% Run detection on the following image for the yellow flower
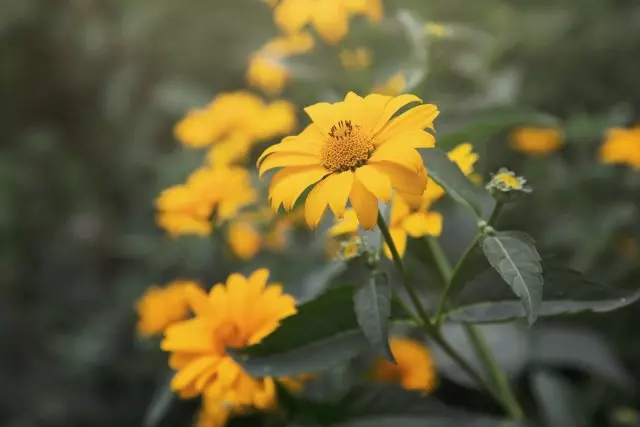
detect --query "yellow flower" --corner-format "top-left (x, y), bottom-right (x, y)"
top-left (510, 127), bottom-right (563, 156)
top-left (599, 125), bottom-right (640, 169)
top-left (340, 48), bottom-right (372, 70)
top-left (156, 167), bottom-right (257, 237)
top-left (371, 337), bottom-right (437, 393)
top-left (136, 281), bottom-right (198, 336)
top-left (247, 33), bottom-right (315, 95)
top-left (195, 405), bottom-right (230, 427)
top-left (372, 72), bottom-right (407, 96)
top-left (258, 92), bottom-right (438, 229)
top-left (162, 269), bottom-right (297, 407)
top-left (330, 194), bottom-right (442, 258)
top-left (273, 0), bottom-right (383, 45)
top-left (228, 221), bottom-right (262, 260)
top-left (206, 134), bottom-right (253, 168)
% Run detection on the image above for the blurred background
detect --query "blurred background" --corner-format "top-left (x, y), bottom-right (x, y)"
top-left (2, 0), bottom-right (640, 426)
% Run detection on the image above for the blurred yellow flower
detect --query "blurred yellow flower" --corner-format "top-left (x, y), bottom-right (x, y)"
top-left (510, 127), bottom-right (563, 156)
top-left (424, 22), bottom-right (450, 38)
top-left (330, 194), bottom-right (442, 258)
top-left (156, 167), bottom-right (257, 237)
top-left (599, 125), bottom-right (640, 169)
top-left (247, 32), bottom-right (315, 95)
top-left (274, 0), bottom-right (383, 45)
top-left (340, 48), bottom-right (372, 70)
top-left (175, 91), bottom-right (297, 149)
top-left (206, 133), bottom-right (253, 168)
top-left (371, 337), bottom-right (437, 393)
top-left (136, 281), bottom-right (198, 336)
top-left (372, 72), bottom-right (406, 96)
top-left (162, 269), bottom-right (297, 407)
top-left (258, 92), bottom-right (438, 229)
top-left (228, 221), bottom-right (262, 260)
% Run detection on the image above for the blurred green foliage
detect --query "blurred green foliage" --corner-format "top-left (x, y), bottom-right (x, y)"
top-left (2, 0), bottom-right (640, 426)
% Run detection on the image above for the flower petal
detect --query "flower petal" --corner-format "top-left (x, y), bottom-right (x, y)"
top-left (403, 212), bottom-right (443, 237)
top-left (171, 355), bottom-right (218, 391)
top-left (369, 139), bottom-right (424, 170)
top-left (326, 171), bottom-right (354, 217)
top-left (311, 0), bottom-right (349, 44)
top-left (355, 164), bottom-right (392, 202)
top-left (370, 162), bottom-right (427, 195)
top-left (274, 0), bottom-right (313, 34)
top-left (270, 166), bottom-right (330, 210)
top-left (304, 175), bottom-right (335, 227)
top-left (371, 94), bottom-right (422, 134)
top-left (185, 285), bottom-right (210, 317)
top-left (376, 104), bottom-right (439, 143)
top-left (248, 268), bottom-right (270, 294)
top-left (328, 209), bottom-right (359, 235)
top-left (383, 228), bottom-right (407, 259)
top-left (259, 154), bottom-right (319, 177)
top-left (349, 177), bottom-right (379, 229)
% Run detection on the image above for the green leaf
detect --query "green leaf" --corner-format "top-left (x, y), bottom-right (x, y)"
top-left (447, 257), bottom-right (640, 323)
top-left (234, 286), bottom-right (410, 378)
top-left (353, 273), bottom-right (394, 362)
top-left (419, 147), bottom-right (492, 217)
top-left (532, 370), bottom-right (588, 427)
top-left (481, 231), bottom-right (543, 325)
top-left (531, 328), bottom-right (631, 391)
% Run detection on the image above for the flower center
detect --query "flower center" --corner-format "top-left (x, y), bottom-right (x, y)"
top-left (320, 120), bottom-right (374, 173)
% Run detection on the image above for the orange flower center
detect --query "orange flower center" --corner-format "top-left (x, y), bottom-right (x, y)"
top-left (320, 120), bottom-right (374, 172)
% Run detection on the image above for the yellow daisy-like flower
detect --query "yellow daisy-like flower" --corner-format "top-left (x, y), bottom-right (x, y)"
top-left (372, 72), bottom-right (407, 96)
top-left (510, 127), bottom-right (563, 156)
top-left (136, 281), bottom-right (198, 336)
top-left (330, 194), bottom-right (442, 258)
top-left (371, 337), bottom-right (437, 393)
top-left (156, 167), bottom-right (257, 237)
top-left (258, 92), bottom-right (438, 229)
top-left (340, 48), bottom-right (372, 70)
top-left (162, 269), bottom-right (297, 406)
top-left (274, 0), bottom-right (383, 45)
top-left (599, 125), bottom-right (640, 169)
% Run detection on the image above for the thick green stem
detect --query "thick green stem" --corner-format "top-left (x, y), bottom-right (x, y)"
top-left (426, 235), bottom-right (523, 420)
top-left (488, 200), bottom-right (504, 227)
top-left (464, 324), bottom-right (523, 420)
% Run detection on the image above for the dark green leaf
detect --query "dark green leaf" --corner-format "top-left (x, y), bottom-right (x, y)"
top-left (447, 257), bottom-right (640, 323)
top-left (481, 231), bottom-right (543, 325)
top-left (532, 328), bottom-right (631, 391)
top-left (353, 273), bottom-right (394, 362)
top-left (419, 147), bottom-right (492, 217)
top-left (234, 286), bottom-right (410, 377)
top-left (144, 375), bottom-right (199, 427)
top-left (532, 370), bottom-right (588, 427)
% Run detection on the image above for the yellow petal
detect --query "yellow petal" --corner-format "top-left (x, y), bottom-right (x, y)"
top-left (185, 285), bottom-right (210, 317)
top-left (257, 125), bottom-right (323, 165)
top-left (403, 212), bottom-right (443, 237)
top-left (274, 0), bottom-right (313, 34)
top-left (326, 171), bottom-right (354, 217)
top-left (370, 162), bottom-right (427, 195)
top-left (259, 154), bottom-right (319, 177)
top-left (171, 355), bottom-right (218, 391)
top-left (304, 175), bottom-right (335, 227)
top-left (376, 104), bottom-right (439, 143)
top-left (248, 268), bottom-right (270, 294)
top-left (311, 0), bottom-right (349, 44)
top-left (390, 194), bottom-right (411, 225)
top-left (371, 94), bottom-right (422, 135)
top-left (349, 177), bottom-right (379, 230)
top-left (328, 209), bottom-right (359, 236)
top-left (369, 139), bottom-right (424, 170)
top-left (304, 103), bottom-right (338, 136)
top-left (383, 228), bottom-right (407, 259)
top-left (270, 166), bottom-right (330, 210)
top-left (355, 164), bottom-right (392, 202)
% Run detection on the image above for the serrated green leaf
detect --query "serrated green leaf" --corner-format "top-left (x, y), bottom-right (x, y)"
top-left (481, 231), bottom-right (543, 325)
top-left (354, 273), bottom-right (394, 362)
top-left (447, 257), bottom-right (640, 323)
top-left (234, 286), bottom-right (410, 377)
top-left (419, 147), bottom-right (492, 217)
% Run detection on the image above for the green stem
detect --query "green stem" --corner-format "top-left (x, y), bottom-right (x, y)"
top-left (488, 200), bottom-right (504, 227)
top-left (464, 324), bottom-right (523, 420)
top-left (377, 215), bottom-right (497, 398)
top-left (433, 234), bottom-right (480, 325)
top-left (426, 236), bottom-right (523, 420)
top-left (425, 236), bottom-right (453, 285)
